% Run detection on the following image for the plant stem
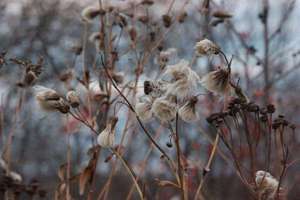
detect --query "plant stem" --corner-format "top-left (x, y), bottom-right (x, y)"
top-left (111, 149), bottom-right (144, 200)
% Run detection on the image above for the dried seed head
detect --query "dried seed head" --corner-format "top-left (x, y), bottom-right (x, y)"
top-left (56, 98), bottom-right (70, 114)
top-left (200, 67), bottom-right (231, 95)
top-left (152, 95), bottom-right (177, 123)
top-left (266, 104), bottom-right (275, 114)
top-left (195, 39), bottom-right (220, 56)
top-left (97, 117), bottom-right (118, 148)
top-left (162, 14), bottom-right (172, 28)
top-left (178, 96), bottom-right (199, 122)
top-left (81, 6), bottom-right (100, 23)
top-left (164, 59), bottom-right (200, 100)
top-left (34, 86), bottom-right (69, 114)
top-left (66, 90), bottom-right (80, 108)
top-left (135, 98), bottom-right (153, 122)
top-left (255, 170), bottom-right (278, 199)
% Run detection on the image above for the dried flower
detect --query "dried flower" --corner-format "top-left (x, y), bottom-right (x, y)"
top-left (66, 90), bottom-right (80, 108)
top-left (178, 96), bottom-right (199, 122)
top-left (135, 98), bottom-right (153, 122)
top-left (81, 6), bottom-right (100, 23)
top-left (255, 170), bottom-right (278, 199)
top-left (164, 60), bottom-right (200, 100)
top-left (195, 39), bottom-right (220, 56)
top-left (34, 86), bottom-right (69, 114)
top-left (152, 95), bottom-right (177, 123)
top-left (200, 67), bottom-right (231, 95)
top-left (97, 117), bottom-right (118, 148)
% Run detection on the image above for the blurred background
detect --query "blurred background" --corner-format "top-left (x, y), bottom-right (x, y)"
top-left (0, 0), bottom-right (299, 199)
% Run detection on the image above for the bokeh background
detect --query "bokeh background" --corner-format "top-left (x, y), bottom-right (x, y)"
top-left (0, 0), bottom-right (300, 199)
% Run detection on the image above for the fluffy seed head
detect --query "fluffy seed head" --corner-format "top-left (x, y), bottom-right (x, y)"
top-left (97, 117), bottom-right (118, 148)
top-left (195, 39), bottom-right (220, 56)
top-left (135, 98), bottom-right (153, 122)
top-left (200, 67), bottom-right (231, 95)
top-left (178, 96), bottom-right (199, 122)
top-left (152, 95), bottom-right (177, 123)
top-left (255, 170), bottom-right (279, 199)
top-left (164, 60), bottom-right (200, 100)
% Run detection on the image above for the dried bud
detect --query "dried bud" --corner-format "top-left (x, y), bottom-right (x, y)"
top-left (56, 98), bottom-right (70, 114)
top-left (166, 142), bottom-right (173, 148)
top-left (97, 117), bottom-right (118, 148)
top-left (195, 39), bottom-right (220, 56)
top-left (81, 6), bottom-right (100, 23)
top-left (162, 14), bottom-right (172, 28)
top-left (66, 90), bottom-right (80, 108)
top-left (24, 70), bottom-right (37, 86)
top-left (266, 104), bottom-right (275, 114)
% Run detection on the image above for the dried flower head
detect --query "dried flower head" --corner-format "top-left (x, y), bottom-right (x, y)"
top-left (66, 90), bottom-right (80, 108)
top-left (200, 67), bottom-right (231, 95)
top-left (97, 117), bottom-right (118, 148)
top-left (255, 170), bottom-right (278, 199)
top-left (164, 60), bottom-right (200, 100)
top-left (178, 96), bottom-right (199, 122)
top-left (152, 95), bottom-right (177, 123)
top-left (81, 6), bottom-right (100, 23)
top-left (34, 86), bottom-right (69, 114)
top-left (135, 98), bottom-right (153, 122)
top-left (195, 39), bottom-right (220, 56)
